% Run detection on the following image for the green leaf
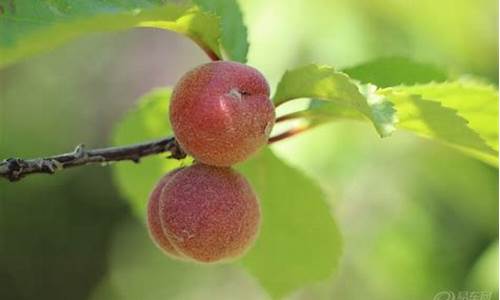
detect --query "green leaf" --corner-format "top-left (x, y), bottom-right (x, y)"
top-left (0, 2), bottom-right (222, 68)
top-left (193, 0), bottom-right (249, 62)
top-left (385, 81), bottom-right (499, 152)
top-left (111, 88), bottom-right (188, 219)
top-left (273, 64), bottom-right (397, 137)
top-left (343, 57), bottom-right (448, 87)
top-left (238, 148), bottom-right (342, 299)
top-left (288, 81), bottom-right (498, 165)
top-left (381, 88), bottom-right (497, 164)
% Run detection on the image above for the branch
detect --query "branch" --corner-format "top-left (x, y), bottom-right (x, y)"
top-left (1, 116), bottom-right (313, 182)
top-left (0, 137), bottom-right (186, 182)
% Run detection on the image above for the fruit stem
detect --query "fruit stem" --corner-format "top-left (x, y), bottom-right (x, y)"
top-left (193, 40), bottom-right (222, 61)
top-left (275, 113), bottom-right (301, 123)
top-left (268, 124), bottom-right (311, 144)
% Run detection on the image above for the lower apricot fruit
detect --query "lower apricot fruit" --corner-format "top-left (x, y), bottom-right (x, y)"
top-left (147, 163), bottom-right (261, 263)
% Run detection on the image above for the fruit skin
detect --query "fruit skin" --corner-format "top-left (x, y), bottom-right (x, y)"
top-left (159, 164), bottom-right (261, 263)
top-left (147, 170), bottom-right (185, 259)
top-left (170, 61), bottom-right (275, 167)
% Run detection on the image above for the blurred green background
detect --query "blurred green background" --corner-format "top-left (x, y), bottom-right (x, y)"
top-left (0, 0), bottom-right (497, 299)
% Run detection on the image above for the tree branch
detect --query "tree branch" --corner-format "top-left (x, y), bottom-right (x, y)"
top-left (1, 116), bottom-right (313, 182)
top-left (0, 137), bottom-right (186, 182)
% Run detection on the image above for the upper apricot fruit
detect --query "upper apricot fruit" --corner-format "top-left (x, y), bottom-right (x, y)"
top-left (170, 61), bottom-right (275, 166)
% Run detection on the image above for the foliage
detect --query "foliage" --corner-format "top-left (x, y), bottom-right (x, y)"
top-left (0, 0), bottom-right (248, 66)
top-left (192, 0), bottom-right (248, 62)
top-left (276, 67), bottom-right (498, 166)
top-left (342, 57), bottom-right (448, 87)
top-left (273, 64), bottom-right (397, 137)
top-left (1, 0), bottom-right (497, 299)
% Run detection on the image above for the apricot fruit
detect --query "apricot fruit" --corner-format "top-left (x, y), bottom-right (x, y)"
top-left (170, 61), bottom-right (275, 166)
top-left (157, 164), bottom-right (261, 263)
top-left (146, 170), bottom-right (184, 259)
